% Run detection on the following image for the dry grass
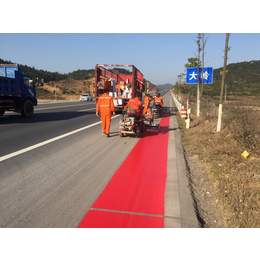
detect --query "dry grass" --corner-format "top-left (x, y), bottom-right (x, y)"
top-left (37, 78), bottom-right (96, 101)
top-left (176, 94), bottom-right (260, 228)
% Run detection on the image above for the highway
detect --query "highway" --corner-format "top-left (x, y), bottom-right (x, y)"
top-left (0, 94), bottom-right (198, 228)
top-left (0, 101), bottom-right (100, 157)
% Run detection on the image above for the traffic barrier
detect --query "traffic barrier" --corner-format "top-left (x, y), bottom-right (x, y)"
top-left (172, 94), bottom-right (182, 112)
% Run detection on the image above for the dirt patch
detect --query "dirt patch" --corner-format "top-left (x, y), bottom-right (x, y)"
top-left (37, 78), bottom-right (96, 101)
top-left (37, 77), bottom-right (156, 102)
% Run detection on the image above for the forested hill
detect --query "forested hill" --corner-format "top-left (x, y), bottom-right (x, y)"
top-left (0, 58), bottom-right (95, 82)
top-left (203, 60), bottom-right (260, 96)
top-left (0, 59), bottom-right (132, 83)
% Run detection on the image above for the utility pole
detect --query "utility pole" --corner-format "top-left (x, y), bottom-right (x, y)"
top-left (200, 33), bottom-right (207, 101)
top-left (196, 33), bottom-right (201, 117)
top-left (217, 33), bottom-right (230, 132)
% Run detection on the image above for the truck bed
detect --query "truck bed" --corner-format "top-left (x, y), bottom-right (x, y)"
top-left (0, 76), bottom-right (20, 96)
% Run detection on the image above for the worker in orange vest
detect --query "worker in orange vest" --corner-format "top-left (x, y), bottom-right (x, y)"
top-left (96, 88), bottom-right (115, 137)
top-left (124, 92), bottom-right (145, 132)
top-left (124, 92), bottom-right (143, 119)
top-left (153, 93), bottom-right (163, 107)
top-left (143, 93), bottom-right (152, 119)
top-left (115, 83), bottom-right (122, 96)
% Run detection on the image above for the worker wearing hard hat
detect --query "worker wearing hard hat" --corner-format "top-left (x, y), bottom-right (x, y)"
top-left (153, 92), bottom-right (163, 107)
top-left (143, 93), bottom-right (152, 119)
top-left (96, 87), bottom-right (115, 137)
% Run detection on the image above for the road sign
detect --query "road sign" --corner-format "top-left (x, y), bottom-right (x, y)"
top-left (186, 67), bottom-right (213, 84)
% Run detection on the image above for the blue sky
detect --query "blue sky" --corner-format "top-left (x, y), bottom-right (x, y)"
top-left (1, 1), bottom-right (260, 85)
top-left (1, 33), bottom-right (260, 85)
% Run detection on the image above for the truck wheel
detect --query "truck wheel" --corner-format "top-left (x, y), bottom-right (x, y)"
top-left (0, 110), bottom-right (5, 116)
top-left (22, 99), bottom-right (34, 118)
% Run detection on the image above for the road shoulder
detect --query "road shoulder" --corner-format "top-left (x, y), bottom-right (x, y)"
top-left (164, 93), bottom-right (199, 228)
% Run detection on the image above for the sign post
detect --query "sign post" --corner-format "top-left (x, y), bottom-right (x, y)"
top-left (185, 67), bottom-right (213, 126)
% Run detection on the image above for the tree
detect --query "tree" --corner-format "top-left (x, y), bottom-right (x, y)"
top-left (177, 73), bottom-right (185, 84)
top-left (185, 57), bottom-right (201, 110)
top-left (185, 34), bottom-right (208, 117)
top-left (196, 33), bottom-right (202, 116)
top-left (185, 34), bottom-right (208, 116)
top-left (185, 57), bottom-right (200, 69)
top-left (200, 33), bottom-right (208, 101)
top-left (217, 33), bottom-right (231, 132)
top-left (195, 34), bottom-right (207, 116)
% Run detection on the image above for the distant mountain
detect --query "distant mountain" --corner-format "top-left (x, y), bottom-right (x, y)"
top-left (154, 83), bottom-right (173, 89)
top-left (144, 79), bottom-right (156, 91)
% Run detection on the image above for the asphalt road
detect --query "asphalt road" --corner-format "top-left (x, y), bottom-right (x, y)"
top-left (0, 94), bottom-right (199, 228)
top-left (0, 100), bottom-right (140, 227)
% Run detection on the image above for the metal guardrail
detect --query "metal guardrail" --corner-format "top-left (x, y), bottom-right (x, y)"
top-left (172, 93), bottom-right (182, 113)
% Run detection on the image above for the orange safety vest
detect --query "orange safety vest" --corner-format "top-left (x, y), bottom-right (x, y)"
top-left (96, 93), bottom-right (115, 114)
top-left (144, 95), bottom-right (151, 107)
top-left (115, 84), bottom-right (123, 95)
top-left (153, 96), bottom-right (163, 106)
top-left (124, 97), bottom-right (143, 117)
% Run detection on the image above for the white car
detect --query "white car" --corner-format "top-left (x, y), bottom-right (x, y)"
top-left (79, 94), bottom-right (93, 101)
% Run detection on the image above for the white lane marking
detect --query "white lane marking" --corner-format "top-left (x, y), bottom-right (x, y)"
top-left (0, 115), bottom-right (120, 163)
top-left (35, 103), bottom-right (90, 110)
top-left (77, 108), bottom-right (96, 112)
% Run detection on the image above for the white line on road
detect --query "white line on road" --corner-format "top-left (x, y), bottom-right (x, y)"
top-left (77, 108), bottom-right (96, 112)
top-left (0, 115), bottom-right (120, 163)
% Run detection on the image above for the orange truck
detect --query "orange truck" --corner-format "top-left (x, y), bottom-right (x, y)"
top-left (95, 64), bottom-right (144, 113)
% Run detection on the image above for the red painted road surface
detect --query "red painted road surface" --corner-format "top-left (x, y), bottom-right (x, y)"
top-left (78, 115), bottom-right (170, 228)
